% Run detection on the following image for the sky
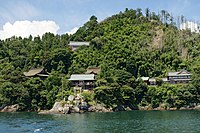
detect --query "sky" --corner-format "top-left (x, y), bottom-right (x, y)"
top-left (0, 0), bottom-right (200, 39)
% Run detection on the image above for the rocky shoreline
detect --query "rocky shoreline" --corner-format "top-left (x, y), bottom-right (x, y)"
top-left (38, 102), bottom-right (112, 114)
top-left (1, 103), bottom-right (200, 113)
top-left (38, 94), bottom-right (112, 114)
top-left (139, 105), bottom-right (200, 111)
top-left (38, 104), bottom-right (200, 115)
top-left (38, 94), bottom-right (200, 114)
top-left (1, 94), bottom-right (200, 114)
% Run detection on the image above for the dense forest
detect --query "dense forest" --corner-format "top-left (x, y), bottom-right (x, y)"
top-left (0, 8), bottom-right (200, 111)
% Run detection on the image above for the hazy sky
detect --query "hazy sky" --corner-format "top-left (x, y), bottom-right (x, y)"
top-left (0, 0), bottom-right (199, 39)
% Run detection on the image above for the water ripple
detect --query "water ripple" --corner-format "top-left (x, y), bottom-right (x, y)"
top-left (0, 111), bottom-right (200, 133)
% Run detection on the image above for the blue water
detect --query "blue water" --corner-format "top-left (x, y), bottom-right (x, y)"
top-left (0, 110), bottom-right (200, 133)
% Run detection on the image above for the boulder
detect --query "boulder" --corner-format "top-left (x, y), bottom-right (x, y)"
top-left (0, 105), bottom-right (6, 110)
top-left (88, 104), bottom-right (110, 112)
top-left (125, 107), bottom-right (132, 111)
top-left (68, 95), bottom-right (75, 101)
top-left (194, 105), bottom-right (200, 110)
top-left (168, 107), bottom-right (177, 110)
top-left (51, 102), bottom-right (63, 112)
top-left (140, 106), bottom-right (152, 110)
top-left (153, 107), bottom-right (165, 110)
top-left (39, 102), bottom-right (71, 114)
top-left (39, 102), bottom-right (64, 114)
top-left (58, 107), bottom-right (64, 112)
top-left (179, 107), bottom-right (192, 110)
top-left (63, 106), bottom-right (70, 114)
top-left (80, 105), bottom-right (89, 111)
top-left (113, 105), bottom-right (125, 111)
top-left (71, 106), bottom-right (80, 113)
top-left (73, 100), bottom-right (80, 106)
top-left (38, 110), bottom-right (53, 114)
top-left (1, 104), bottom-right (19, 112)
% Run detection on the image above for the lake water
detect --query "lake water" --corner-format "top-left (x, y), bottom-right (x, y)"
top-left (0, 110), bottom-right (200, 133)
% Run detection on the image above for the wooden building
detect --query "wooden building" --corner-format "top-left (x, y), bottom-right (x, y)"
top-left (167, 70), bottom-right (192, 84)
top-left (69, 74), bottom-right (96, 90)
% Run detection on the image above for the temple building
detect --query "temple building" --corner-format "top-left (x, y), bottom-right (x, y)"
top-left (167, 70), bottom-right (192, 84)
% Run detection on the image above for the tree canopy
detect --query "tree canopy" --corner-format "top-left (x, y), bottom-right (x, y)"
top-left (0, 8), bottom-right (200, 110)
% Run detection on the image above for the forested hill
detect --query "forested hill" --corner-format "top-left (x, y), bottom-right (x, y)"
top-left (0, 8), bottom-right (199, 111)
top-left (70, 8), bottom-right (199, 79)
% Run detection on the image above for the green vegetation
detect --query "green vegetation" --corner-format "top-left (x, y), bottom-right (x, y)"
top-left (0, 8), bottom-right (200, 111)
top-left (0, 34), bottom-right (72, 111)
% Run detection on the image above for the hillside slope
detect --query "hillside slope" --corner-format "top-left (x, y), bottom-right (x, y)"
top-left (0, 8), bottom-right (199, 110)
top-left (70, 9), bottom-right (199, 78)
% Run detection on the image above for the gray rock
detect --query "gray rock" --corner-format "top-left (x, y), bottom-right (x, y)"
top-left (113, 105), bottom-right (125, 111)
top-left (75, 100), bottom-right (82, 106)
top-left (0, 104), bottom-right (6, 110)
top-left (179, 107), bottom-right (185, 110)
top-left (140, 106), bottom-right (152, 110)
top-left (1, 104), bottom-right (19, 112)
top-left (51, 102), bottom-right (63, 112)
top-left (63, 107), bottom-right (70, 114)
top-left (88, 104), bottom-right (110, 112)
top-left (68, 95), bottom-right (75, 101)
top-left (39, 102), bottom-right (64, 114)
top-left (194, 105), bottom-right (200, 110)
top-left (153, 107), bottom-right (165, 110)
top-left (168, 107), bottom-right (177, 110)
top-left (81, 102), bottom-right (87, 106)
top-left (71, 106), bottom-right (80, 113)
top-left (58, 107), bottom-right (63, 112)
top-left (125, 107), bottom-right (132, 111)
top-left (38, 110), bottom-right (52, 114)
